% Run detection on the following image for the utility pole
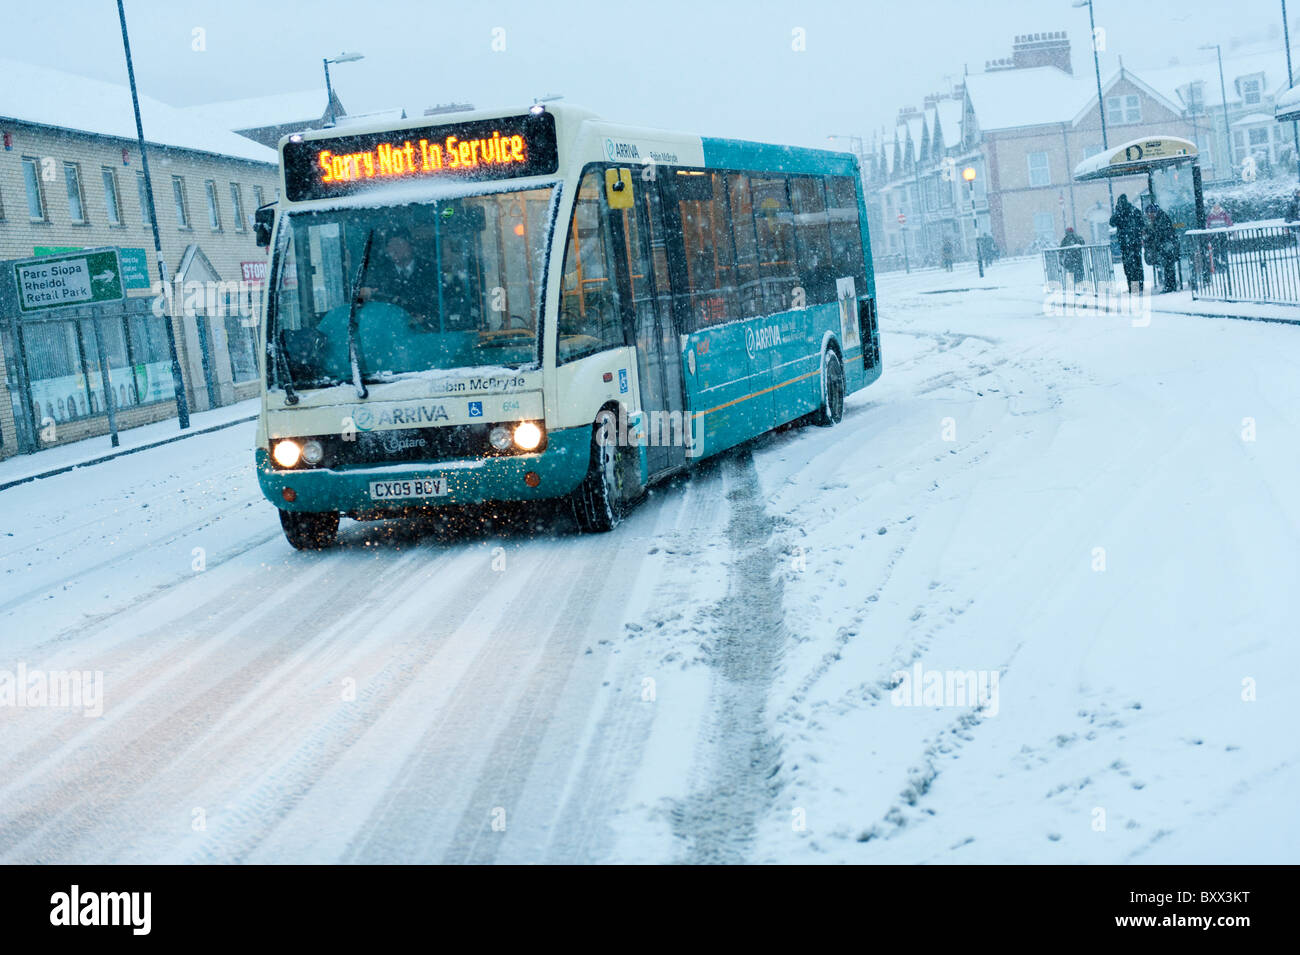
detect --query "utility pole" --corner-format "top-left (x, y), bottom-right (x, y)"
top-left (116, 0), bottom-right (189, 430)
top-left (1283, 0), bottom-right (1300, 180)
top-left (1075, 0), bottom-right (1114, 210)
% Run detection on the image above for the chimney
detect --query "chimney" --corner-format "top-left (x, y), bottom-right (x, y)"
top-left (1011, 30), bottom-right (1072, 74)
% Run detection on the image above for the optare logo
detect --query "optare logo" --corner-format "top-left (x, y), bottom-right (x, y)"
top-left (352, 406), bottom-right (375, 432)
top-left (468, 401), bottom-right (483, 418)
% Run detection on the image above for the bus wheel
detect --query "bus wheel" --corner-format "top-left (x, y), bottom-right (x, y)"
top-left (572, 409), bottom-right (627, 533)
top-left (279, 509), bottom-right (339, 549)
top-left (813, 348), bottom-right (845, 427)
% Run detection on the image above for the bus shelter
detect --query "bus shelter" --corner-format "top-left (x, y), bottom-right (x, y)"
top-left (1072, 136), bottom-right (1205, 231)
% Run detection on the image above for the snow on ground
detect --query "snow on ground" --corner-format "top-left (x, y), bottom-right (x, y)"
top-left (1, 256), bottom-right (1297, 863)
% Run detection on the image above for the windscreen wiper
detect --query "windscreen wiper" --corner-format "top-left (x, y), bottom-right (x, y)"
top-left (346, 229), bottom-right (375, 400)
top-left (275, 328), bottom-right (300, 405)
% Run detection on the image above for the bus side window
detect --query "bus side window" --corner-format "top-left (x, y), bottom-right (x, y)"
top-left (788, 176), bottom-right (835, 305)
top-left (673, 170), bottom-right (737, 329)
top-left (726, 172), bottom-right (764, 320)
top-left (750, 176), bottom-right (798, 314)
top-left (558, 169), bottom-right (626, 363)
top-left (826, 176), bottom-right (868, 292)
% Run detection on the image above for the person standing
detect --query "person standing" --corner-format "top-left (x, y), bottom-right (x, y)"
top-left (1059, 226), bottom-right (1086, 285)
top-left (1110, 193), bottom-right (1145, 292)
top-left (1144, 204), bottom-right (1179, 293)
top-left (941, 236), bottom-right (954, 272)
top-left (1205, 201), bottom-right (1233, 276)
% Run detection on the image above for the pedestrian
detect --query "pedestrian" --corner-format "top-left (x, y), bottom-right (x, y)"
top-left (941, 236), bottom-right (954, 272)
top-left (1110, 193), bottom-right (1145, 292)
top-left (1144, 204), bottom-right (1179, 293)
top-left (1206, 201), bottom-right (1233, 229)
top-left (1059, 226), bottom-right (1086, 285)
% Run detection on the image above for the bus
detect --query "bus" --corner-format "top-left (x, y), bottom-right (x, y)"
top-left (255, 104), bottom-right (882, 548)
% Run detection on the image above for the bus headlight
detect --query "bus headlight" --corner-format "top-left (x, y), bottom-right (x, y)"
top-left (301, 440), bottom-right (324, 466)
top-left (513, 421), bottom-right (543, 451)
top-left (489, 425), bottom-right (513, 451)
top-left (272, 439), bottom-right (302, 468)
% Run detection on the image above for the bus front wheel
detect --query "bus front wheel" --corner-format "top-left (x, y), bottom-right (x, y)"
top-left (812, 348), bottom-right (845, 427)
top-left (572, 409), bottom-right (629, 533)
top-left (280, 509), bottom-right (339, 549)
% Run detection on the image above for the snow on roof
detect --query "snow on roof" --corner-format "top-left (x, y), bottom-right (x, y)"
top-left (933, 99), bottom-right (964, 144)
top-left (1232, 112), bottom-right (1277, 127)
top-left (1139, 46), bottom-right (1290, 111)
top-left (0, 58), bottom-right (276, 164)
top-left (1277, 84), bottom-right (1300, 120)
top-left (964, 67), bottom-right (1095, 130)
top-left (182, 89), bottom-right (331, 132)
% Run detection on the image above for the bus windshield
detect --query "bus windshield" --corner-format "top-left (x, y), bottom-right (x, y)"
top-left (268, 185), bottom-right (555, 389)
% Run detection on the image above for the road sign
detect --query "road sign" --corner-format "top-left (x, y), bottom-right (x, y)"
top-left (117, 247), bottom-right (152, 289)
top-left (897, 212), bottom-right (907, 224)
top-left (13, 247), bottom-right (125, 313)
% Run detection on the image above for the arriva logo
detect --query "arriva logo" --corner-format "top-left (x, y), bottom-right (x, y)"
top-left (352, 404), bottom-right (448, 431)
top-left (745, 325), bottom-right (783, 358)
top-left (604, 139), bottom-right (641, 161)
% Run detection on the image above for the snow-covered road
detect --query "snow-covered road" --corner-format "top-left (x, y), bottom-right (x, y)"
top-left (2, 257), bottom-right (1297, 863)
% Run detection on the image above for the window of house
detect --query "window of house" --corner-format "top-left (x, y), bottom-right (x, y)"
top-left (102, 167), bottom-right (122, 226)
top-left (172, 176), bottom-right (190, 229)
top-left (1242, 77), bottom-right (1262, 106)
top-left (205, 179), bottom-right (221, 230)
top-left (230, 183), bottom-right (245, 232)
top-left (1105, 94), bottom-right (1142, 125)
top-left (1033, 211), bottom-right (1056, 245)
top-left (1248, 126), bottom-right (1270, 147)
top-left (1027, 151), bottom-right (1051, 187)
top-left (22, 157), bottom-right (46, 220)
top-left (253, 184), bottom-right (265, 209)
top-left (136, 170), bottom-right (152, 225)
top-left (64, 163), bottom-right (86, 223)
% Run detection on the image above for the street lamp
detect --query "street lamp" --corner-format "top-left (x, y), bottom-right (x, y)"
top-left (963, 165), bottom-right (984, 277)
top-left (1281, 0), bottom-right (1300, 181)
top-left (1073, 0), bottom-right (1114, 211)
top-left (323, 51), bottom-right (364, 126)
top-left (1199, 43), bottom-right (1233, 179)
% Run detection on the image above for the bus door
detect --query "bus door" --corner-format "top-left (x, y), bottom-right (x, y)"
top-left (606, 167), bottom-right (687, 477)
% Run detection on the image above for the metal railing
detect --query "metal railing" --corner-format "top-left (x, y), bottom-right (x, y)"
top-left (1185, 220), bottom-right (1300, 305)
top-left (1041, 244), bottom-right (1115, 294)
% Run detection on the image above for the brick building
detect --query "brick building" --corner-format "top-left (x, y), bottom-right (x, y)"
top-left (0, 59), bottom-right (280, 459)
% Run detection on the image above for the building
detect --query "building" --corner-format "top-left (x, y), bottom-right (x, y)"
top-left (181, 89), bottom-right (345, 149)
top-left (869, 32), bottom-right (1205, 263)
top-left (0, 59), bottom-right (281, 459)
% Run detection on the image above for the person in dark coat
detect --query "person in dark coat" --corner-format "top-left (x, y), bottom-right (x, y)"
top-left (1059, 226), bottom-right (1086, 284)
top-left (941, 236), bottom-right (954, 272)
top-left (1110, 193), bottom-right (1145, 292)
top-left (1144, 205), bottom-right (1179, 293)
top-left (1286, 189), bottom-right (1300, 223)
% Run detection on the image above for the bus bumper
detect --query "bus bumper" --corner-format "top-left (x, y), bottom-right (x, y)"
top-left (256, 425), bottom-right (592, 514)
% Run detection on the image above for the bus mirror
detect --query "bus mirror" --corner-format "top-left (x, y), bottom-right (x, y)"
top-left (605, 168), bottom-right (634, 209)
top-left (254, 204), bottom-right (276, 248)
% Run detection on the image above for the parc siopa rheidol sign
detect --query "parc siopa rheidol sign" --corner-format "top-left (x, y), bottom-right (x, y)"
top-left (12, 248), bottom-right (126, 313)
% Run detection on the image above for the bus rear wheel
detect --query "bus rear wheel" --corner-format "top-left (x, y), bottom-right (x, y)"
top-left (812, 348), bottom-right (845, 427)
top-left (572, 409), bottom-right (629, 533)
top-left (280, 509), bottom-right (339, 549)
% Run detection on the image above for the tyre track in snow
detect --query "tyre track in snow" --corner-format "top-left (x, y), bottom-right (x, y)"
top-left (0, 538), bottom-right (438, 862)
top-left (670, 451), bottom-right (787, 864)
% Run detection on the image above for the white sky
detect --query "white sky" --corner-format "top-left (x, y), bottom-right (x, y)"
top-left (8, 0), bottom-right (1298, 151)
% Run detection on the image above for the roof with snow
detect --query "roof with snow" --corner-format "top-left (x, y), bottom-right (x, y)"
top-left (964, 67), bottom-right (1095, 130)
top-left (181, 89), bottom-right (334, 134)
top-left (1277, 84), bottom-right (1300, 121)
top-left (0, 58), bottom-right (276, 164)
top-left (1140, 46), bottom-right (1292, 112)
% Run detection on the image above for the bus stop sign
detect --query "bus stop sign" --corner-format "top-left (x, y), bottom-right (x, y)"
top-left (13, 247), bottom-right (125, 313)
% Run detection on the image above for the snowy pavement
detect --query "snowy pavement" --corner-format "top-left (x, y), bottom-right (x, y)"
top-left (1, 256), bottom-right (1297, 863)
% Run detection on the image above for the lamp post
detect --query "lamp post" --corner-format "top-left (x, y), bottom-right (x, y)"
top-left (1282, 0), bottom-right (1300, 181)
top-left (117, 0), bottom-right (189, 432)
top-left (1199, 43), bottom-right (1233, 179)
top-left (1073, 0), bottom-right (1114, 211)
top-left (963, 165), bottom-right (984, 278)
top-left (323, 52), bottom-right (363, 126)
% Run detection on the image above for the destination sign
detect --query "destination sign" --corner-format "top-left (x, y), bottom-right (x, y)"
top-left (282, 112), bottom-right (558, 201)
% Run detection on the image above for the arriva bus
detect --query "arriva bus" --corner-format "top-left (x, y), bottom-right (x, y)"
top-left (255, 104), bottom-right (881, 548)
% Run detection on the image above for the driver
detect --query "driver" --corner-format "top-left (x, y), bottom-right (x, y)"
top-left (355, 233), bottom-right (438, 328)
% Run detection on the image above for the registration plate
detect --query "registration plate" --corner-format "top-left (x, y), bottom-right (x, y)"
top-left (368, 477), bottom-right (448, 500)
